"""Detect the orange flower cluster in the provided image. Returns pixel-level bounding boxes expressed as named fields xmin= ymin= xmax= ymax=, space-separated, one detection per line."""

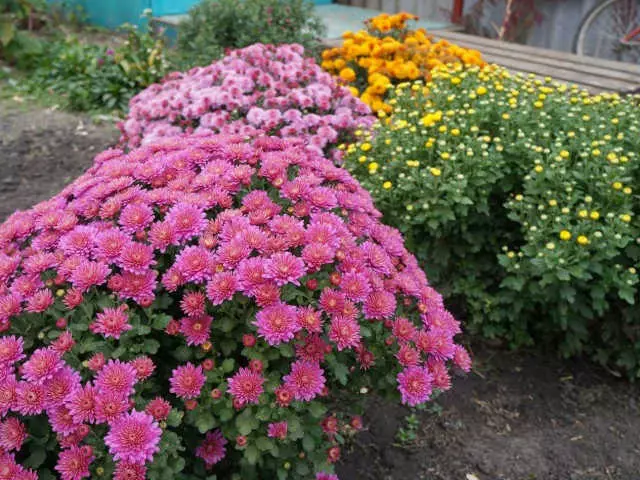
xmin=322 ymin=13 xmax=485 ymax=113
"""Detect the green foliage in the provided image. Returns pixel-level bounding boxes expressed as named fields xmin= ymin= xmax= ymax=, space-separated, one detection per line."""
xmin=176 ymin=0 xmax=326 ymax=68
xmin=0 ymin=0 xmax=48 ymax=68
xmin=28 ymin=20 xmax=171 ymax=112
xmin=347 ymin=64 xmax=640 ymax=377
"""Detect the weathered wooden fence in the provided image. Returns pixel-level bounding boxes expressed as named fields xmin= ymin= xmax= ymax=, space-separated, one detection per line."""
xmin=335 ymin=0 xmax=454 ymax=23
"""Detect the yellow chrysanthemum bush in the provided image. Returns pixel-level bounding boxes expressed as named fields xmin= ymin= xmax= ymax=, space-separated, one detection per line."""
xmin=346 ymin=64 xmax=640 ymax=377
xmin=321 ymin=13 xmax=485 ymax=114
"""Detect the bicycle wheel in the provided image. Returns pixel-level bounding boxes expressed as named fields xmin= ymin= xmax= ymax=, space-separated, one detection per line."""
xmin=574 ymin=0 xmax=640 ymax=63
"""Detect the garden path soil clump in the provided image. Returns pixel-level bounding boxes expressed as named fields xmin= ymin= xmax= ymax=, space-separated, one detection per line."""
xmin=0 ymin=100 xmax=119 ymax=220
xmin=1 ymin=101 xmax=638 ymax=480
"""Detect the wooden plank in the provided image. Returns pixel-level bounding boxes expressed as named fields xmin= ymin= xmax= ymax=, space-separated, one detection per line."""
xmin=479 ymin=53 xmax=636 ymax=91
xmin=435 ymin=30 xmax=640 ymax=75
xmin=466 ymin=43 xmax=640 ymax=85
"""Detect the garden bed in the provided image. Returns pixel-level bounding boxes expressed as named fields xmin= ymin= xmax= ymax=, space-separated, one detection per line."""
xmin=1 ymin=99 xmax=638 ymax=480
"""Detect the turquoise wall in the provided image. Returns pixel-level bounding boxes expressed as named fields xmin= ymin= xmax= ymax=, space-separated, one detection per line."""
xmin=49 ymin=0 xmax=333 ymax=28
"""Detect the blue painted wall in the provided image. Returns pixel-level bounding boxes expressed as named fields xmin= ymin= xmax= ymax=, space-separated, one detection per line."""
xmin=49 ymin=0 xmax=333 ymax=28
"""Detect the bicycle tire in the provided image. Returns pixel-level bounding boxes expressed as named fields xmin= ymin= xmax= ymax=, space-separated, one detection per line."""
xmin=573 ymin=0 xmax=640 ymax=58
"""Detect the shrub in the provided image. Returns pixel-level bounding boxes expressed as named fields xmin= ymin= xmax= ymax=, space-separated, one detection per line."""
xmin=28 ymin=21 xmax=170 ymax=112
xmin=176 ymin=0 xmax=326 ymax=69
xmin=119 ymin=44 xmax=375 ymax=164
xmin=0 ymin=123 xmax=469 ymax=478
xmin=0 ymin=0 xmax=48 ymax=69
xmin=321 ymin=12 xmax=485 ymax=113
xmin=346 ymin=64 xmax=640 ymax=376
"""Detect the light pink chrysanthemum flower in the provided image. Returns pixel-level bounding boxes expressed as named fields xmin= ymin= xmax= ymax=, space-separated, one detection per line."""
xmin=105 ymin=410 xmax=162 ymax=464
xmin=118 ymin=203 xmax=154 ymax=234
xmin=90 ymin=306 xmax=131 ymax=340
xmin=283 ymin=360 xmax=325 ymax=402
xmin=453 ymin=345 xmax=472 ymax=372
xmin=227 ymin=367 xmax=265 ymax=406
xmin=254 ymin=303 xmax=300 ymax=345
xmin=174 ymin=246 xmax=213 ymax=283
xmin=0 ymin=375 xmax=18 ymax=416
xmin=316 ymin=473 xmax=339 ymax=480
xmin=130 ymin=356 xmax=155 ymax=381
xmin=169 ymin=363 xmax=206 ymax=399
xmin=25 ymin=288 xmax=54 ymax=313
xmin=340 ymin=271 xmax=372 ymax=303
xmin=396 ymin=344 xmax=420 ymax=367
xmin=180 ymin=291 xmax=206 ymax=317
xmin=94 ymin=392 xmax=129 ymax=424
xmin=296 ymin=307 xmax=323 ymax=333
xmin=118 ymin=242 xmax=156 ymax=275
xmin=206 ymin=271 xmax=238 ymax=305
xmin=69 ymin=260 xmax=111 ymax=293
xmin=195 ymin=429 xmax=227 ymax=468
xmin=397 ymin=366 xmax=433 ymax=406
xmin=145 ymin=397 xmax=171 ymax=421
xmin=44 ymin=367 xmax=81 ymax=409
xmin=95 ymin=360 xmax=137 ymax=398
xmin=166 ymin=202 xmax=207 ymax=240
xmin=48 ymin=404 xmax=79 ymax=435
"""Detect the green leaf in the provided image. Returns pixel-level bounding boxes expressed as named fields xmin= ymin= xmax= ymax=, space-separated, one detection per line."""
xmin=143 ymin=339 xmax=161 ymax=354
xmin=23 ymin=447 xmax=47 ymax=469
xmin=244 ymin=445 xmax=259 ymax=465
xmin=166 ymin=409 xmax=182 ymax=427
xmin=195 ymin=412 xmax=216 ymax=433
xmin=0 ymin=20 xmax=15 ymax=46
xmin=255 ymin=436 xmax=274 ymax=451
xmin=221 ymin=358 xmax=235 ymax=373
xmin=302 ymin=434 xmax=316 ymax=452
xmin=308 ymin=402 xmax=327 ymax=419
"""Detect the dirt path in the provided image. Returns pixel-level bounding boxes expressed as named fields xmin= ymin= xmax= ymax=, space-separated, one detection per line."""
xmin=0 ymin=100 xmax=119 ymax=220
xmin=339 ymin=343 xmax=640 ymax=480
xmin=1 ymin=100 xmax=638 ymax=480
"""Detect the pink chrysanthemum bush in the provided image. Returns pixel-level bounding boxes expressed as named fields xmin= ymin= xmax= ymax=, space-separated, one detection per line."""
xmin=0 ymin=133 xmax=469 ymax=479
xmin=118 ymin=43 xmax=375 ymax=163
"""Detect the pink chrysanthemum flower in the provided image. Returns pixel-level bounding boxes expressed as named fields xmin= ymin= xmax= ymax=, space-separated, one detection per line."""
xmin=340 ymin=271 xmax=372 ymax=303
xmin=283 ymin=360 xmax=325 ymax=402
xmin=0 ymin=417 xmax=26 ymax=451
xmin=94 ymin=229 xmax=129 ymax=262
xmin=130 ymin=356 xmax=155 ymax=381
xmin=195 ymin=429 xmax=227 ymax=468
xmin=94 ymin=392 xmax=129 ymax=424
xmin=227 ymin=367 xmax=265 ymax=406
xmin=0 ymin=375 xmax=18 ymax=416
xmin=396 ymin=344 xmax=421 ymax=367
xmin=267 ymin=421 xmax=288 ymax=440
xmin=25 ymin=288 xmax=54 ymax=313
xmin=392 ymin=317 xmax=418 ymax=343
xmin=86 ymin=353 xmax=105 ymax=372
xmin=114 ymin=461 xmax=147 ymax=480
xmin=397 ymin=366 xmax=433 ymax=406
xmin=69 ymin=260 xmax=111 ymax=293
xmin=254 ymin=303 xmax=299 ymax=345
xmin=180 ymin=291 xmax=206 ymax=317
xmin=52 ymin=330 xmax=76 ymax=353
xmin=0 ymin=336 xmax=24 ymax=366
xmin=90 ymin=306 xmax=131 ymax=339
xmin=206 ymin=271 xmax=238 ymax=305
xmin=174 ymin=246 xmax=213 ymax=283
xmin=236 ymin=257 xmax=267 ymax=292
xmin=329 ymin=316 xmax=361 ymax=351
xmin=363 ymin=290 xmax=397 ymax=320
xmin=169 ymin=363 xmax=206 ymax=399
xmin=301 ymin=243 xmax=335 ymax=270
xmin=428 ymin=359 xmax=452 ymax=391
xmin=15 ymin=382 xmax=45 ymax=415
xmin=105 ymin=410 xmax=161 ymax=464
xmin=44 ymin=367 xmax=81 ymax=409
xmin=148 ymin=221 xmax=177 ymax=252
xmin=55 ymin=445 xmax=94 ymax=480
xmin=118 ymin=203 xmax=154 ymax=234
xmin=453 ymin=345 xmax=472 ymax=372
xmin=118 ymin=242 xmax=156 ymax=274
xmin=296 ymin=307 xmax=323 ymax=333
xmin=264 ymin=252 xmax=306 ymax=286
xmin=48 ymin=404 xmax=79 ymax=435
xmin=296 ymin=335 xmax=328 ymax=363
xmin=166 ymin=203 xmax=207 ymax=240
xmin=179 ymin=314 xmax=213 ymax=346
xmin=22 ymin=347 xmax=62 ymax=384
xmin=316 ymin=474 xmax=339 ymax=480
xmin=145 ymin=397 xmax=171 ymax=421
xmin=65 ymin=384 xmax=98 ymax=424
xmin=415 ymin=330 xmax=455 ymax=361
xmin=95 ymin=360 xmax=137 ymax=397
xmin=319 ymin=289 xmax=346 ymax=316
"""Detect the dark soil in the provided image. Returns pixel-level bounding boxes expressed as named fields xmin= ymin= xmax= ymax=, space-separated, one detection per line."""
xmin=339 ymin=344 xmax=640 ymax=480
xmin=2 ymin=100 xmax=639 ymax=480
xmin=0 ymin=100 xmax=119 ymax=220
